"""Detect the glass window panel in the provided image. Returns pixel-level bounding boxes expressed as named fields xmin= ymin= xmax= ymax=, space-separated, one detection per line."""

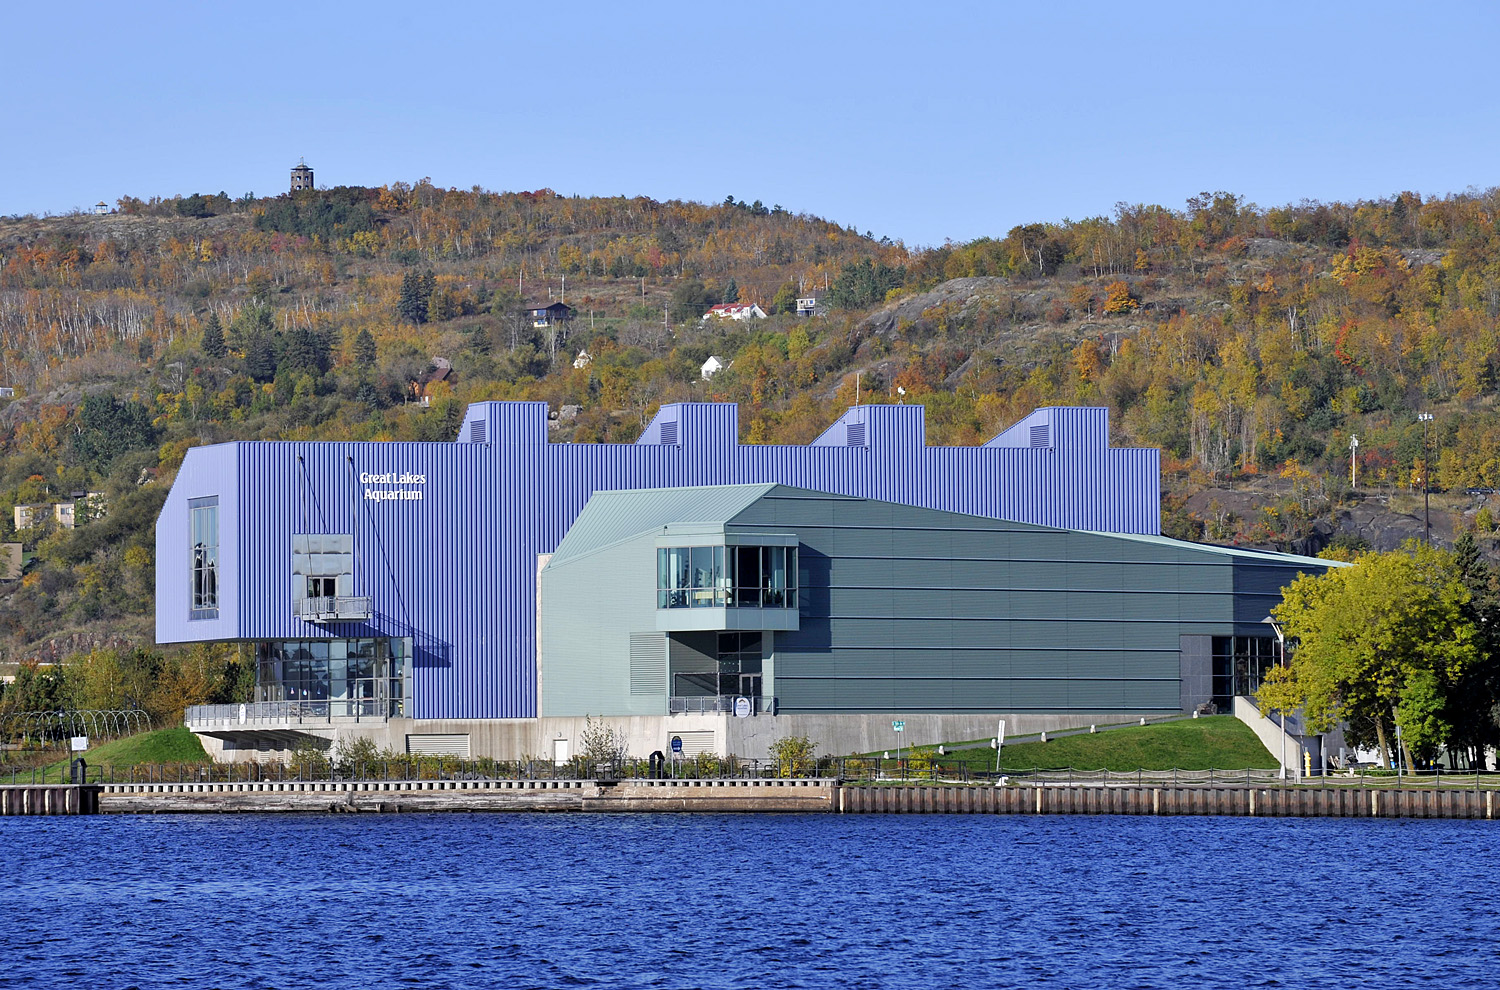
xmin=736 ymin=546 xmax=760 ymax=607
xmin=690 ymin=547 xmax=714 ymax=606
xmin=713 ymin=546 xmax=726 ymax=605
xmin=674 ymin=672 xmax=718 ymax=697
xmin=657 ymin=549 xmax=669 ymax=591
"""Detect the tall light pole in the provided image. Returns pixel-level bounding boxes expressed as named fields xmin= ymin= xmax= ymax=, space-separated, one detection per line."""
xmin=1418 ymin=413 xmax=1434 ymax=544
xmin=1349 ymin=434 xmax=1359 ymax=489
xmin=1262 ymin=616 xmax=1292 ymax=782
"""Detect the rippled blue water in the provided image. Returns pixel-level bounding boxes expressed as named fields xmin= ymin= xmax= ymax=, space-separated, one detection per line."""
xmin=1 ymin=813 xmax=1494 ymax=988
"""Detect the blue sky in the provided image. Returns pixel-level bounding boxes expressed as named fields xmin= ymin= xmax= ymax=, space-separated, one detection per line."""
xmin=4 ymin=1 xmax=1498 ymax=246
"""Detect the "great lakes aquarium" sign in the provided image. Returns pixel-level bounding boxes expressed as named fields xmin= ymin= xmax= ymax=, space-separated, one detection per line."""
xmin=360 ymin=470 xmax=428 ymax=502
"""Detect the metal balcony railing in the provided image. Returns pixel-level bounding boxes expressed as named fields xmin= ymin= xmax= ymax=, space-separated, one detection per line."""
xmin=669 ymin=695 xmax=776 ymax=715
xmin=185 ymin=700 xmax=395 ymax=728
xmin=294 ymin=596 xmax=373 ymax=623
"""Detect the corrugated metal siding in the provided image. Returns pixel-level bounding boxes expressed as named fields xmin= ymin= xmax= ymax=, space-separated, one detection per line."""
xmin=538 ymin=531 xmax=665 ymax=717
xmin=158 ymin=399 xmax=1162 ymax=720
xmin=629 ymin=634 xmax=667 ymax=696
xmin=729 ymin=489 xmax=1303 ymax=714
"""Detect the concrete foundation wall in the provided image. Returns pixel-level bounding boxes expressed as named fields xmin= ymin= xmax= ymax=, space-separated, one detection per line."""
xmin=195 ymin=711 xmax=1145 ymax=762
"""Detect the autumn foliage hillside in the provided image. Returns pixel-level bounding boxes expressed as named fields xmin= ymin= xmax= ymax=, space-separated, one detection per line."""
xmin=3 ymin=180 xmax=1500 ymax=681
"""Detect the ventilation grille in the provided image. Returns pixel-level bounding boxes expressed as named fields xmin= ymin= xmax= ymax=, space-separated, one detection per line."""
xmin=470 ymin=420 xmax=486 ymax=444
xmin=1029 ymin=424 xmax=1050 ymax=448
xmin=846 ymin=423 xmax=867 ymax=447
xmin=670 ymin=730 xmax=716 ymax=757
xmin=406 ymin=733 xmax=471 ymax=757
xmin=629 ymin=633 xmax=667 ymax=696
xmin=659 ymin=421 xmax=678 ymax=446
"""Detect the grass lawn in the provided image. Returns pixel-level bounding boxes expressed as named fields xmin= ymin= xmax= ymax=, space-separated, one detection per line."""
xmin=943 ymin=716 xmax=1277 ymax=772
xmin=43 ymin=727 xmax=207 ymax=773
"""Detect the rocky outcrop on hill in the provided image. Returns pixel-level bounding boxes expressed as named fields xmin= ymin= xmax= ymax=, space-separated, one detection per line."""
xmin=1181 ymin=486 xmax=1480 ymax=558
xmin=856 ymin=276 xmax=1012 ymax=337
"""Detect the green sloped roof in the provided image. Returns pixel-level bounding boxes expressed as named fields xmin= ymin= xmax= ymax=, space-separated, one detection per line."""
xmin=548 ymin=483 xmax=779 ymax=565
xmin=550 ymin=481 xmax=1340 ymax=572
xmin=1086 ymin=529 xmax=1344 ymax=568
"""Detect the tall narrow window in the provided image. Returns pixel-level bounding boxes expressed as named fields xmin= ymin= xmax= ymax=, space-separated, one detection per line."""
xmin=189 ymin=497 xmax=219 ymax=620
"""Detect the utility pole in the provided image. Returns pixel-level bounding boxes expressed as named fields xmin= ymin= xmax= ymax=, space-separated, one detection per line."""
xmin=1349 ymin=434 xmax=1359 ymax=489
xmin=1419 ymin=413 xmax=1434 ymax=543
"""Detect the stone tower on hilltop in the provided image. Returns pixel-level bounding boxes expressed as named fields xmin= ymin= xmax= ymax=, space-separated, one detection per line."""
xmin=290 ymin=159 xmax=314 ymax=193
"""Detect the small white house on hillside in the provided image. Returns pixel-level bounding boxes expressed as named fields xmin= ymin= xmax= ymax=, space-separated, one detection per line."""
xmin=702 ymin=303 xmax=767 ymax=322
xmin=701 ymin=356 xmax=726 ymax=380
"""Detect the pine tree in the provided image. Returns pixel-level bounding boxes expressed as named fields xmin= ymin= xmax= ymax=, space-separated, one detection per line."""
xmin=397 ymin=270 xmax=433 ymax=324
xmin=723 ymin=278 xmax=739 ymax=304
xmin=355 ymin=377 xmax=382 ymax=409
xmin=201 ymin=312 xmax=226 ymax=358
xmin=245 ymin=334 xmax=279 ymax=382
xmin=353 ymin=327 xmax=377 ymax=366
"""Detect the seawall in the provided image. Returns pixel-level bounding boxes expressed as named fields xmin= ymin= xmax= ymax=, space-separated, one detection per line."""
xmin=4 ymin=780 xmax=1497 ymax=819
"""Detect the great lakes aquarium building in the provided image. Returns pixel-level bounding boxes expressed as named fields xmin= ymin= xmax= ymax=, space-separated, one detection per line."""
xmin=160 ymin=401 xmax=1327 ymax=759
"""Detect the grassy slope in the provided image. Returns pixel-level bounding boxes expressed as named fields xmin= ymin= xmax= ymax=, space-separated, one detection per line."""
xmin=51 ymin=727 xmax=207 ymax=770
xmin=942 ymin=716 xmax=1277 ymax=772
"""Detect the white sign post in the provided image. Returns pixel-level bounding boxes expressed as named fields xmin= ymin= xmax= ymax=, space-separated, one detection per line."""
xmin=994 ymin=719 xmax=1006 ymax=774
xmin=891 ymin=720 xmax=905 ymax=774
xmin=70 ymin=736 xmax=88 ymax=752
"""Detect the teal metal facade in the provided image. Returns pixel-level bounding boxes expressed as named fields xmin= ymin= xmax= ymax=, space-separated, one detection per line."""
xmin=539 ymin=485 xmax=1333 ymax=716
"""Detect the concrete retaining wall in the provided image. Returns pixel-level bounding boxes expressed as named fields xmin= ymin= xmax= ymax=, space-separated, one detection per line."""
xmin=194 ymin=711 xmax=1143 ymax=763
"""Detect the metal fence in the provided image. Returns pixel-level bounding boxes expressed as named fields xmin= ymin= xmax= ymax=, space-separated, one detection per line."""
xmin=13 ymin=757 xmax=1500 ymax=789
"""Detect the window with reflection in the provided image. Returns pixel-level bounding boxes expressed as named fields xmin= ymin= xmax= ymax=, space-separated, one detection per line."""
xmin=189 ymin=497 xmax=219 ymax=620
xmin=254 ymin=637 xmax=408 ymax=717
xmin=671 ymin=632 xmax=763 ymax=698
xmin=657 ymin=545 xmax=797 ymax=609
xmin=1210 ymin=636 xmax=1278 ymax=713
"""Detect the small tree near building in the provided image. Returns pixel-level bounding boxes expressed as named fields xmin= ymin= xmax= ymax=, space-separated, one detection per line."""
xmin=769 ymin=734 xmax=818 ymax=777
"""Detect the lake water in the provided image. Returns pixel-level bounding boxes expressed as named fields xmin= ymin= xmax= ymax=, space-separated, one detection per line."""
xmin=1 ymin=813 xmax=1494 ymax=988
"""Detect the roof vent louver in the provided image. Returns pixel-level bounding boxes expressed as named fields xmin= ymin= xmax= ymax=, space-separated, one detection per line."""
xmin=470 ymin=421 xmax=486 ymax=444
xmin=847 ymin=423 xmax=866 ymax=447
xmin=1029 ymin=424 xmax=1050 ymax=448
xmin=659 ymin=421 xmax=678 ymax=446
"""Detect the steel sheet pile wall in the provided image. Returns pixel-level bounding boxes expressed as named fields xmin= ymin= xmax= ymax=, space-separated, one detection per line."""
xmin=159 ymin=400 xmax=1159 ymax=719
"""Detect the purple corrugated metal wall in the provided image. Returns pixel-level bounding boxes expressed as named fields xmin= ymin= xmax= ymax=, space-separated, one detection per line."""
xmin=157 ymin=401 xmax=1159 ymax=718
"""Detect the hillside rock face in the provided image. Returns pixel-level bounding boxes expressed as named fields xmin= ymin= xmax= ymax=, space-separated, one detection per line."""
xmin=1183 ymin=487 xmax=1471 ymax=558
xmin=857 ymin=276 xmax=1012 ymax=337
